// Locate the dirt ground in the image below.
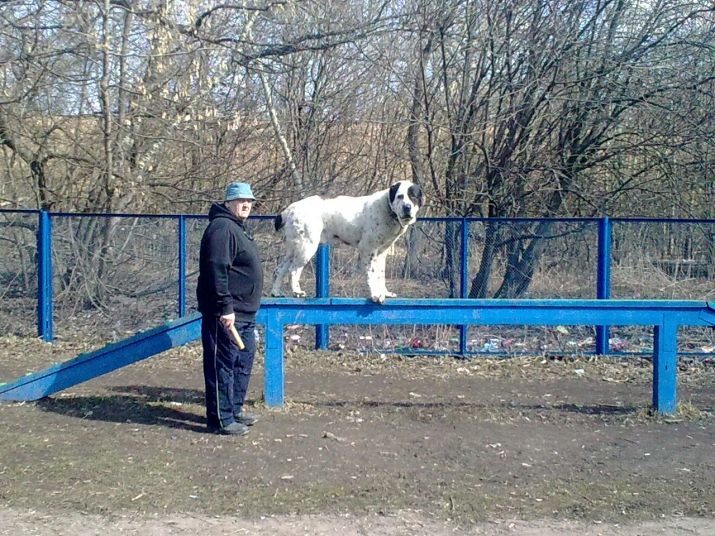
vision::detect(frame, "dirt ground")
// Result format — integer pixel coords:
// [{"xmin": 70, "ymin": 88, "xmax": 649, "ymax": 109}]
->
[{"xmin": 1, "ymin": 336, "xmax": 714, "ymax": 535}]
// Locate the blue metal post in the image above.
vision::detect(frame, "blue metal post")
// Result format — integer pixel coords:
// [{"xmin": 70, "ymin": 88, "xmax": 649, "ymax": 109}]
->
[
  {"xmin": 315, "ymin": 243, "xmax": 330, "ymax": 349},
  {"xmin": 459, "ymin": 218, "xmax": 469, "ymax": 355},
  {"xmin": 264, "ymin": 314, "xmax": 285, "ymax": 407},
  {"xmin": 653, "ymin": 320, "xmax": 678, "ymax": 414},
  {"xmin": 596, "ymin": 217, "xmax": 611, "ymax": 354},
  {"xmin": 37, "ymin": 210, "xmax": 53, "ymax": 341},
  {"xmin": 178, "ymin": 215, "xmax": 187, "ymax": 317}
]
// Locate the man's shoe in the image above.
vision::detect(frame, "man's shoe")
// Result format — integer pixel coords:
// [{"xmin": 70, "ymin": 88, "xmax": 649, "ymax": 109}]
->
[
  {"xmin": 207, "ymin": 421, "xmax": 249, "ymax": 436},
  {"xmin": 234, "ymin": 412, "xmax": 259, "ymax": 426}
]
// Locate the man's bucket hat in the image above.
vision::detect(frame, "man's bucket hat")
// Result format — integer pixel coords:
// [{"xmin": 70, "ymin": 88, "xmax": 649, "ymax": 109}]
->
[{"xmin": 225, "ymin": 182, "xmax": 256, "ymax": 201}]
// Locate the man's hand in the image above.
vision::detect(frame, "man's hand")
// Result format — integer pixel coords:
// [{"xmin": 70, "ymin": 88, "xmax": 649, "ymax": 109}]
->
[{"xmin": 220, "ymin": 313, "xmax": 235, "ymax": 329}]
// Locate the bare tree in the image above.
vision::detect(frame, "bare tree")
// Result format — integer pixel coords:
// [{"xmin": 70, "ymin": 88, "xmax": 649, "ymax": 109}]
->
[
  {"xmin": 0, "ymin": 0, "xmax": 712, "ymax": 309},
  {"xmin": 397, "ymin": 0, "xmax": 714, "ymax": 297}
]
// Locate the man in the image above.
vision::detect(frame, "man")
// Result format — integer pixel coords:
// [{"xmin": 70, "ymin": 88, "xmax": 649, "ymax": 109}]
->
[{"xmin": 197, "ymin": 182, "xmax": 263, "ymax": 435}]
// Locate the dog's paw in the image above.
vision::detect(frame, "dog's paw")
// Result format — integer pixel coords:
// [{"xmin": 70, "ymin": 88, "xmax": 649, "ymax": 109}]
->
[
  {"xmin": 292, "ymin": 290, "xmax": 307, "ymax": 298},
  {"xmin": 370, "ymin": 294, "xmax": 386, "ymax": 304},
  {"xmin": 384, "ymin": 290, "xmax": 397, "ymax": 298}
]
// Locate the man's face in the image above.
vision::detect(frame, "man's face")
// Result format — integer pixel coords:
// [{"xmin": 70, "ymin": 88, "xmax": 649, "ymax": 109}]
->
[{"xmin": 227, "ymin": 198, "xmax": 254, "ymax": 220}]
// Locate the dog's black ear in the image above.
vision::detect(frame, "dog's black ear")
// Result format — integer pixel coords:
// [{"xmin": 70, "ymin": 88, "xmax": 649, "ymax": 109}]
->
[
  {"xmin": 388, "ymin": 182, "xmax": 401, "ymax": 204},
  {"xmin": 274, "ymin": 214, "xmax": 284, "ymax": 231},
  {"xmin": 408, "ymin": 183, "xmax": 423, "ymax": 206}
]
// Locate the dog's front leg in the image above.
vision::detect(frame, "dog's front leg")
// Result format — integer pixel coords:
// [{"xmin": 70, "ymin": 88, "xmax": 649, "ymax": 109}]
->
[
  {"xmin": 365, "ymin": 252, "xmax": 389, "ymax": 304},
  {"xmin": 270, "ymin": 262, "xmax": 288, "ymax": 297},
  {"xmin": 379, "ymin": 256, "xmax": 397, "ymax": 298}
]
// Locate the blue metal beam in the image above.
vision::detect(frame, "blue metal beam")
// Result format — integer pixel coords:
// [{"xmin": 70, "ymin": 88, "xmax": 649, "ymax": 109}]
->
[
  {"xmin": 260, "ymin": 298, "xmax": 714, "ymax": 327},
  {"xmin": 2, "ymin": 299, "xmax": 713, "ymax": 416}
]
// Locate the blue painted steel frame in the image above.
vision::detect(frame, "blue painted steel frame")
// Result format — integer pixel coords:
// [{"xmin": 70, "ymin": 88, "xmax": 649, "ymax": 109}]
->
[
  {"xmin": 459, "ymin": 220, "xmax": 469, "ymax": 354},
  {"xmin": 596, "ymin": 217, "xmax": 612, "ymax": 354},
  {"xmin": 2, "ymin": 208, "xmax": 710, "ymax": 359},
  {"xmin": 178, "ymin": 215, "xmax": 187, "ymax": 318},
  {"xmin": 37, "ymin": 210, "xmax": 53, "ymax": 341},
  {"xmin": 3, "ymin": 299, "xmax": 713, "ymax": 416},
  {"xmin": 315, "ymin": 244, "xmax": 330, "ymax": 349},
  {"xmin": 258, "ymin": 298, "xmax": 715, "ymax": 415}
]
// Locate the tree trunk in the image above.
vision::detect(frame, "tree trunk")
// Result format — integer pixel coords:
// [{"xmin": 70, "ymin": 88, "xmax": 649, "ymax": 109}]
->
[
  {"xmin": 469, "ymin": 222, "xmax": 499, "ymax": 298},
  {"xmin": 494, "ymin": 221, "xmax": 552, "ymax": 298}
]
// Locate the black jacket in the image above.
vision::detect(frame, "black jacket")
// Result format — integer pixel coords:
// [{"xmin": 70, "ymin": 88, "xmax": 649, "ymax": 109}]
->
[{"xmin": 197, "ymin": 202, "xmax": 263, "ymax": 320}]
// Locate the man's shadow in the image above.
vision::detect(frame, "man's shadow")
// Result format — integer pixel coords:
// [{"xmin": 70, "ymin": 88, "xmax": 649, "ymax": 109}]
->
[{"xmin": 37, "ymin": 385, "xmax": 209, "ymax": 433}]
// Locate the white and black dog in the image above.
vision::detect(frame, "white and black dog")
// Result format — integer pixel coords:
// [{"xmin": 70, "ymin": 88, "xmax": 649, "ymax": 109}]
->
[{"xmin": 271, "ymin": 180, "xmax": 424, "ymax": 303}]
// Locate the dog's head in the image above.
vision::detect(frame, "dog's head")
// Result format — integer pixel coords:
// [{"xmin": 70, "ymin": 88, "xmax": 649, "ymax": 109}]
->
[{"xmin": 388, "ymin": 181, "xmax": 423, "ymax": 224}]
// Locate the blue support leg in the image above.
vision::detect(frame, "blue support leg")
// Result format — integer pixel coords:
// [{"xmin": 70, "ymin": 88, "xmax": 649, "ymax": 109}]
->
[
  {"xmin": 315, "ymin": 244, "xmax": 330, "ymax": 350},
  {"xmin": 264, "ymin": 316, "xmax": 285, "ymax": 407},
  {"xmin": 459, "ymin": 325, "xmax": 468, "ymax": 356},
  {"xmin": 178, "ymin": 216, "xmax": 187, "ymax": 317},
  {"xmin": 653, "ymin": 321, "xmax": 678, "ymax": 415},
  {"xmin": 37, "ymin": 210, "xmax": 53, "ymax": 341},
  {"xmin": 596, "ymin": 217, "xmax": 612, "ymax": 355},
  {"xmin": 459, "ymin": 219, "xmax": 469, "ymax": 356}
]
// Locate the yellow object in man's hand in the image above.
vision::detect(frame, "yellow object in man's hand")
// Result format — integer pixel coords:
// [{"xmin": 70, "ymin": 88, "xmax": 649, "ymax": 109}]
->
[{"xmin": 228, "ymin": 324, "xmax": 245, "ymax": 350}]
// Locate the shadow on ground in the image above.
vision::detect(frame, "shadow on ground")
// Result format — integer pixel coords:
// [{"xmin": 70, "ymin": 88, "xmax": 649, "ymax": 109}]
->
[
  {"xmin": 37, "ymin": 385, "xmax": 207, "ymax": 433},
  {"xmin": 292, "ymin": 397, "xmax": 640, "ymax": 415}
]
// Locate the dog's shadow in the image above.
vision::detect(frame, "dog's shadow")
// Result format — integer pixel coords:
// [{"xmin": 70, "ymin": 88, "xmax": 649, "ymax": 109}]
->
[{"xmin": 37, "ymin": 385, "xmax": 209, "ymax": 433}]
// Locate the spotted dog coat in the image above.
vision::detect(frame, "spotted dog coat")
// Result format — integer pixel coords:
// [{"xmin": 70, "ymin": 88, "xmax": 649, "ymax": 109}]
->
[{"xmin": 271, "ymin": 181, "xmax": 424, "ymax": 303}]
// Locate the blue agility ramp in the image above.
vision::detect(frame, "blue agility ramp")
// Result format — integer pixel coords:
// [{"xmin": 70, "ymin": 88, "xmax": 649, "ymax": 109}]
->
[
  {"xmin": 0, "ymin": 314, "xmax": 202, "ymax": 402},
  {"xmin": 1, "ymin": 299, "xmax": 713, "ymax": 415}
]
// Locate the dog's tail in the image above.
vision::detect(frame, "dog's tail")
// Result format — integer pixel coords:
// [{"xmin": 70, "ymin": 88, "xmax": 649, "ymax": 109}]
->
[{"xmin": 274, "ymin": 213, "xmax": 285, "ymax": 232}]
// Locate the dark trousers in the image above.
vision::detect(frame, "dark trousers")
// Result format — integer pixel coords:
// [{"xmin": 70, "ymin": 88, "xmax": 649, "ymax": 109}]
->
[{"xmin": 201, "ymin": 315, "xmax": 256, "ymax": 429}]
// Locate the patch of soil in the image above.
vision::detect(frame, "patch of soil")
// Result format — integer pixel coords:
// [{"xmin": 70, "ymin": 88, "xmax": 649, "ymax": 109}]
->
[{"xmin": 1, "ymin": 337, "xmax": 714, "ymax": 534}]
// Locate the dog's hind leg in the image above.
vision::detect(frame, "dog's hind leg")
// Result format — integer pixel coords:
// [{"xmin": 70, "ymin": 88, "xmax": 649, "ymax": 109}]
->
[
  {"xmin": 272, "ymin": 211, "xmax": 323, "ymax": 298},
  {"xmin": 270, "ymin": 258, "xmax": 291, "ymax": 297},
  {"xmin": 272, "ymin": 236, "xmax": 321, "ymax": 298},
  {"xmin": 287, "ymin": 236, "xmax": 320, "ymax": 297},
  {"xmin": 272, "ymin": 250, "xmax": 313, "ymax": 298}
]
